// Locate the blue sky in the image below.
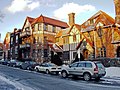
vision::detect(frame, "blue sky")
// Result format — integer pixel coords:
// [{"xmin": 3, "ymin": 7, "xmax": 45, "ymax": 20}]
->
[{"xmin": 0, "ymin": 0, "xmax": 115, "ymax": 41}]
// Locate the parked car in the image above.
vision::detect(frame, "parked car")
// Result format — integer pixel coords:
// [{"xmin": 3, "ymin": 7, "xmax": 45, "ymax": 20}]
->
[
  {"xmin": 21, "ymin": 61, "xmax": 38, "ymax": 70},
  {"xmin": 7, "ymin": 59, "xmax": 17, "ymax": 67},
  {"xmin": 15, "ymin": 61, "xmax": 23, "ymax": 68},
  {"xmin": 34, "ymin": 62, "xmax": 61, "ymax": 74},
  {"xmin": 0, "ymin": 59, "xmax": 8, "ymax": 65},
  {"xmin": 61, "ymin": 61, "xmax": 106, "ymax": 81}
]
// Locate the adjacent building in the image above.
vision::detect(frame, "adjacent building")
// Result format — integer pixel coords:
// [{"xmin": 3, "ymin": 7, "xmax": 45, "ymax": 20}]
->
[
  {"xmin": 111, "ymin": 0, "xmax": 120, "ymax": 58},
  {"xmin": 3, "ymin": 32, "xmax": 11, "ymax": 60},
  {"xmin": 10, "ymin": 28, "xmax": 22, "ymax": 60}
]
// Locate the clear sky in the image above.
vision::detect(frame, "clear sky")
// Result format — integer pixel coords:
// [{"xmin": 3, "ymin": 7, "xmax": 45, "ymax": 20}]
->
[{"xmin": 0, "ymin": 0, "xmax": 115, "ymax": 41}]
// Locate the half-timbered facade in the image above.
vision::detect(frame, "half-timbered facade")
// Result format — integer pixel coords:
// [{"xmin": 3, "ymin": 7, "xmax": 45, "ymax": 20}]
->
[{"xmin": 77, "ymin": 10, "xmax": 115, "ymax": 59}]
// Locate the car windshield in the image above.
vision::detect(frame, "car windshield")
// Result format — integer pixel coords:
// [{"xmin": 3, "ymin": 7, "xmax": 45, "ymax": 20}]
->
[{"xmin": 95, "ymin": 63, "xmax": 104, "ymax": 68}]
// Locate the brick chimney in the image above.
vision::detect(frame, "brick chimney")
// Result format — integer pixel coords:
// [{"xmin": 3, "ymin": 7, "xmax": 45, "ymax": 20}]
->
[
  {"xmin": 114, "ymin": 0, "xmax": 120, "ymax": 24},
  {"xmin": 68, "ymin": 13, "xmax": 75, "ymax": 26}
]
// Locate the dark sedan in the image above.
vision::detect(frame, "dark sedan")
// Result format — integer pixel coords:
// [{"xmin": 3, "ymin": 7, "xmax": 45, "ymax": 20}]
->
[
  {"xmin": 21, "ymin": 61, "xmax": 38, "ymax": 70},
  {"xmin": 0, "ymin": 59, "xmax": 8, "ymax": 65}
]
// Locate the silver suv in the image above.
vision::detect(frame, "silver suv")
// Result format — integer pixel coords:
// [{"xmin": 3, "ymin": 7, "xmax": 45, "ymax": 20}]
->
[{"xmin": 61, "ymin": 61, "xmax": 106, "ymax": 81}]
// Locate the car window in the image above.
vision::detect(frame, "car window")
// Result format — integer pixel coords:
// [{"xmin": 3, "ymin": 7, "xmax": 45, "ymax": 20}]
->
[
  {"xmin": 78, "ymin": 63, "xmax": 85, "ymax": 67},
  {"xmin": 70, "ymin": 63, "xmax": 78, "ymax": 67},
  {"xmin": 95, "ymin": 63, "xmax": 104, "ymax": 68},
  {"xmin": 85, "ymin": 63, "xmax": 92, "ymax": 68},
  {"xmin": 41, "ymin": 63, "xmax": 48, "ymax": 67},
  {"xmin": 48, "ymin": 63, "xmax": 56, "ymax": 67}
]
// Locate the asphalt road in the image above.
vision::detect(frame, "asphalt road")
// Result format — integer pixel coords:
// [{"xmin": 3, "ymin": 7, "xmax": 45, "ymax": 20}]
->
[{"xmin": 0, "ymin": 64, "xmax": 120, "ymax": 90}]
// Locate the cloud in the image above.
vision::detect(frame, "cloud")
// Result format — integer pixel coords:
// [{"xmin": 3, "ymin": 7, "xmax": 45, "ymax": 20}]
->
[
  {"xmin": 6, "ymin": 0, "xmax": 40, "ymax": 13},
  {"xmin": 54, "ymin": 2, "xmax": 96, "ymax": 20}
]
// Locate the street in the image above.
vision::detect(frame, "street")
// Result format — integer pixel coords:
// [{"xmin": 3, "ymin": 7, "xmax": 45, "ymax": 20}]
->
[{"xmin": 0, "ymin": 64, "xmax": 120, "ymax": 90}]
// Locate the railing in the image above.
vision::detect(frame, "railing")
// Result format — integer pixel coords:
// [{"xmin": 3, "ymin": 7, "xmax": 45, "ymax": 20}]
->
[
  {"xmin": 20, "ymin": 43, "xmax": 30, "ymax": 48},
  {"xmin": 20, "ymin": 31, "xmax": 31, "ymax": 38}
]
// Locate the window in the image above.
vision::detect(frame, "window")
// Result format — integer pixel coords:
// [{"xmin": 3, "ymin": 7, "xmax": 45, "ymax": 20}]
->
[
  {"xmin": 52, "ymin": 26, "xmax": 56, "ymax": 33},
  {"xmin": 25, "ymin": 27, "xmax": 29, "ymax": 31},
  {"xmin": 86, "ymin": 63, "xmax": 92, "ymax": 68},
  {"xmin": 63, "ymin": 37, "xmax": 69, "ymax": 44},
  {"xmin": 63, "ymin": 51, "xmax": 69, "ymax": 60},
  {"xmin": 44, "ymin": 49, "xmax": 48, "ymax": 57},
  {"xmin": 15, "ymin": 46, "xmax": 18, "ymax": 54},
  {"xmin": 90, "ymin": 19, "xmax": 94, "ymax": 25},
  {"xmin": 11, "ymin": 37, "xmax": 13, "ymax": 44},
  {"xmin": 78, "ymin": 63, "xmax": 85, "ymax": 67},
  {"xmin": 38, "ymin": 23, "xmax": 42, "ymax": 31},
  {"xmin": 56, "ymin": 38, "xmax": 59, "ymax": 42},
  {"xmin": 16, "ymin": 35, "xmax": 18, "ymax": 43},
  {"xmin": 35, "ymin": 24, "xmax": 38, "ymax": 31},
  {"xmin": 44, "ymin": 24, "xmax": 48, "ymax": 31},
  {"xmin": 70, "ymin": 63, "xmax": 78, "ymax": 67},
  {"xmin": 73, "ymin": 52, "xmax": 77, "ymax": 59}
]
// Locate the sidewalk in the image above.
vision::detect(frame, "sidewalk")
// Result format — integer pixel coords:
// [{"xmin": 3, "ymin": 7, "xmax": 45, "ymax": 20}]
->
[
  {"xmin": 105, "ymin": 67, "xmax": 120, "ymax": 78},
  {"xmin": 102, "ymin": 67, "xmax": 120, "ymax": 84}
]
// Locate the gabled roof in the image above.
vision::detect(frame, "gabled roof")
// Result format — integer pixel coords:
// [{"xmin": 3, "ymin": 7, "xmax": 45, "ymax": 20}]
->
[
  {"xmin": 68, "ymin": 24, "xmax": 80, "ymax": 34},
  {"xmin": 56, "ymin": 24, "xmax": 80, "ymax": 38},
  {"xmin": 90, "ymin": 10, "xmax": 115, "ymax": 24},
  {"xmin": 22, "ymin": 16, "xmax": 35, "ymax": 31},
  {"xmin": 48, "ymin": 43, "xmax": 63, "ymax": 52},
  {"xmin": 32, "ymin": 15, "xmax": 69, "ymax": 28},
  {"xmin": 81, "ymin": 10, "xmax": 115, "ymax": 32},
  {"xmin": 26, "ymin": 16, "xmax": 35, "ymax": 24}
]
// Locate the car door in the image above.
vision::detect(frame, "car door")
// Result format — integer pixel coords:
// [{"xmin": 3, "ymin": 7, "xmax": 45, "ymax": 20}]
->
[
  {"xmin": 84, "ymin": 62, "xmax": 93, "ymax": 75},
  {"xmin": 68, "ymin": 62, "xmax": 79, "ymax": 75},
  {"xmin": 76, "ymin": 62, "xmax": 86, "ymax": 75},
  {"xmin": 39, "ymin": 63, "xmax": 46, "ymax": 72}
]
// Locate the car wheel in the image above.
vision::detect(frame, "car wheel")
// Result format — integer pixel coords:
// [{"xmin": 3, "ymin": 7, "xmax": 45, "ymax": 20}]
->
[
  {"xmin": 35, "ymin": 68, "xmax": 39, "ymax": 72},
  {"xmin": 46, "ymin": 69, "xmax": 50, "ymax": 74},
  {"xmin": 13, "ymin": 65, "xmax": 15, "ymax": 67},
  {"xmin": 61, "ymin": 71, "xmax": 68, "ymax": 78},
  {"xmin": 27, "ymin": 67, "xmax": 30, "ymax": 70},
  {"xmin": 83, "ymin": 73, "xmax": 91, "ymax": 81}
]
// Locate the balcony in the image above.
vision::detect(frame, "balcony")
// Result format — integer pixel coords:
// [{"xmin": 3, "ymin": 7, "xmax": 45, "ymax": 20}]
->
[
  {"xmin": 20, "ymin": 43, "xmax": 30, "ymax": 49},
  {"xmin": 20, "ymin": 31, "xmax": 31, "ymax": 38}
]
